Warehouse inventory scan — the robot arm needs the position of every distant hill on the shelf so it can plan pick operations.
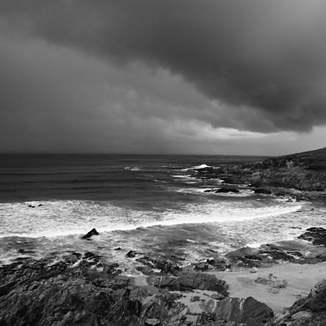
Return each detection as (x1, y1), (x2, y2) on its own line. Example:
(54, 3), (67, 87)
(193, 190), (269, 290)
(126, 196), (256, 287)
(274, 147), (326, 170)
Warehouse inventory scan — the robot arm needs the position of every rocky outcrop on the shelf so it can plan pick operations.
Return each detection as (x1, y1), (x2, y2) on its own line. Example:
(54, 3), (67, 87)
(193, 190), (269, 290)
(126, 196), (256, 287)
(81, 228), (99, 239)
(150, 272), (229, 295)
(298, 227), (326, 246)
(193, 148), (326, 192)
(0, 251), (275, 326)
(2, 225), (326, 325)
(226, 228), (326, 268)
(270, 279), (326, 325)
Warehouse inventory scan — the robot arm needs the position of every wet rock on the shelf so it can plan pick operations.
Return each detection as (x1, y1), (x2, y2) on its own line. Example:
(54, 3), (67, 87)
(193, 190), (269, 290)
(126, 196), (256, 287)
(298, 227), (326, 247)
(215, 187), (240, 193)
(81, 228), (99, 240)
(18, 248), (35, 254)
(126, 250), (137, 258)
(254, 188), (272, 194)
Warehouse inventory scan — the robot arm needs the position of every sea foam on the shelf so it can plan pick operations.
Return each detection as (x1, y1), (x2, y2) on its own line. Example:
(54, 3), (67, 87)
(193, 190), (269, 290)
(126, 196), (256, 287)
(0, 198), (302, 238)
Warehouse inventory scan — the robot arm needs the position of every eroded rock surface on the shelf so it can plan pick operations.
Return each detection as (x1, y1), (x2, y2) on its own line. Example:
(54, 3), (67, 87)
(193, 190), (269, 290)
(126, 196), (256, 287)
(0, 251), (274, 326)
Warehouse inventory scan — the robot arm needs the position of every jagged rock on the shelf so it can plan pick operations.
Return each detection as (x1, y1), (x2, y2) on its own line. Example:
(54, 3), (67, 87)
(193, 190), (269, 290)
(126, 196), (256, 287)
(269, 279), (326, 325)
(308, 279), (326, 312)
(193, 148), (326, 192)
(152, 272), (229, 296)
(196, 297), (273, 325)
(298, 227), (326, 247)
(215, 187), (240, 193)
(135, 256), (182, 276)
(126, 250), (137, 258)
(81, 228), (99, 239)
(254, 188), (272, 194)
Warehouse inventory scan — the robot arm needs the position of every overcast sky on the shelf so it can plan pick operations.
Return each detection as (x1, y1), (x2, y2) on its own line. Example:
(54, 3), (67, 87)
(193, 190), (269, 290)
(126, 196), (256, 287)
(1, 1), (326, 155)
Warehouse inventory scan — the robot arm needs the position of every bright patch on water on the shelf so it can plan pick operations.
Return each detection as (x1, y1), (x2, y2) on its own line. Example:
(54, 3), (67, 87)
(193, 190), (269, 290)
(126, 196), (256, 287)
(0, 198), (302, 238)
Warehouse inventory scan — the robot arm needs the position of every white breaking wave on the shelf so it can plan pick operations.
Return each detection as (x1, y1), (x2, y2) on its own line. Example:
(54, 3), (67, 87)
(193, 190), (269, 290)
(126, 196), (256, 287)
(0, 198), (302, 238)
(183, 163), (215, 171)
(124, 166), (141, 171)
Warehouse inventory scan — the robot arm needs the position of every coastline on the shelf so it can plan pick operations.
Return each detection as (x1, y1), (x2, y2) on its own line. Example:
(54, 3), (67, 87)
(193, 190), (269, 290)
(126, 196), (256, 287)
(1, 224), (326, 325)
(2, 150), (326, 325)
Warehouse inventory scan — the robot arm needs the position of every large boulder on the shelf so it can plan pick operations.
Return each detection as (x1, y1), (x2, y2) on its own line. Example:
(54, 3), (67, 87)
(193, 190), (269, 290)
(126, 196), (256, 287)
(298, 227), (326, 247)
(152, 272), (229, 296)
(81, 228), (99, 240)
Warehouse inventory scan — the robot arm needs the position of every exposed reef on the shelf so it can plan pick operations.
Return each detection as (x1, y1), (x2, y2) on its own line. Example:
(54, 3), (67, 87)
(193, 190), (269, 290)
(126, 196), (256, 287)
(1, 227), (326, 325)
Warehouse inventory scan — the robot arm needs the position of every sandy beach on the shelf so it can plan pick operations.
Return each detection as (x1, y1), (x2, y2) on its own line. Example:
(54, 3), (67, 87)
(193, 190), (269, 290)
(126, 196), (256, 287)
(212, 262), (326, 312)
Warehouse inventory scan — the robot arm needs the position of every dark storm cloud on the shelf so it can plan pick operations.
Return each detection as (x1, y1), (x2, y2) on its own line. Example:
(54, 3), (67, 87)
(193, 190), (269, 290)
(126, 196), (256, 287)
(1, 0), (326, 133)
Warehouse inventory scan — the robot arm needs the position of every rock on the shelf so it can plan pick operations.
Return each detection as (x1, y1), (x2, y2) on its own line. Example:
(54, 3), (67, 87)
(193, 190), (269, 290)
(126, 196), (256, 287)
(255, 277), (287, 289)
(145, 318), (160, 325)
(196, 297), (273, 325)
(154, 272), (229, 295)
(308, 279), (326, 312)
(81, 228), (99, 240)
(254, 188), (272, 194)
(269, 279), (326, 325)
(126, 250), (137, 258)
(0, 251), (279, 326)
(215, 187), (240, 193)
(194, 262), (209, 271)
(211, 293), (225, 300)
(298, 227), (326, 246)
(241, 296), (274, 325)
(291, 311), (312, 321)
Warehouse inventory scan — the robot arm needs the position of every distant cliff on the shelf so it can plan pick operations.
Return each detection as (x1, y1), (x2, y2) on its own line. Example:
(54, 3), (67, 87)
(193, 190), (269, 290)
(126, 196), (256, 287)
(247, 148), (326, 191)
(194, 148), (326, 191)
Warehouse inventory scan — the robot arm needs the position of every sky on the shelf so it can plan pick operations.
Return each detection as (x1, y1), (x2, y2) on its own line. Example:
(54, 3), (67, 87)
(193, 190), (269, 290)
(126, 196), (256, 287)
(1, 1), (326, 156)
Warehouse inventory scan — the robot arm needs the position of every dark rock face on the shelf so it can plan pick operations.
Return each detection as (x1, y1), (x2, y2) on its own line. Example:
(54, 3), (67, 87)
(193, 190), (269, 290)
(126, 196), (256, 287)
(152, 272), (229, 295)
(81, 228), (99, 239)
(298, 227), (326, 246)
(254, 188), (272, 194)
(192, 147), (326, 191)
(0, 252), (276, 326)
(215, 187), (240, 193)
(270, 279), (326, 325)
(126, 250), (137, 258)
(196, 296), (273, 326)
(226, 237), (326, 268)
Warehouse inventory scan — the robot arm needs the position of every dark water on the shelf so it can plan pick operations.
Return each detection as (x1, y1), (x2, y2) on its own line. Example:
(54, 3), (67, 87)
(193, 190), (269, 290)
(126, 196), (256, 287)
(0, 154), (265, 204)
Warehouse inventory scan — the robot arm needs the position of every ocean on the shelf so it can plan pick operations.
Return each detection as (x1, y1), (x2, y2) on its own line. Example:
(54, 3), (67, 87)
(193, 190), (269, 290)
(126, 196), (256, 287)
(1, 154), (325, 272)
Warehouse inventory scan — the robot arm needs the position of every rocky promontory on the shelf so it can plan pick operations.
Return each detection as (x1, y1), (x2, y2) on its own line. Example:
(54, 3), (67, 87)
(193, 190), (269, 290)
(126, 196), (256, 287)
(192, 147), (326, 192)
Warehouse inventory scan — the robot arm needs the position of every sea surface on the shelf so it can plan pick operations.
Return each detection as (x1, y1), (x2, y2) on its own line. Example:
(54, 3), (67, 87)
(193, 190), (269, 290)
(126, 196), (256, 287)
(1, 154), (326, 272)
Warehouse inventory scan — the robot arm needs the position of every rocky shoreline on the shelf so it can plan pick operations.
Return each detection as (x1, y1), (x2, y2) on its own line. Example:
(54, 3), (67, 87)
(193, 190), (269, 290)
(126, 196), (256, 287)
(1, 225), (326, 325)
(192, 147), (326, 196)
(2, 148), (326, 325)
